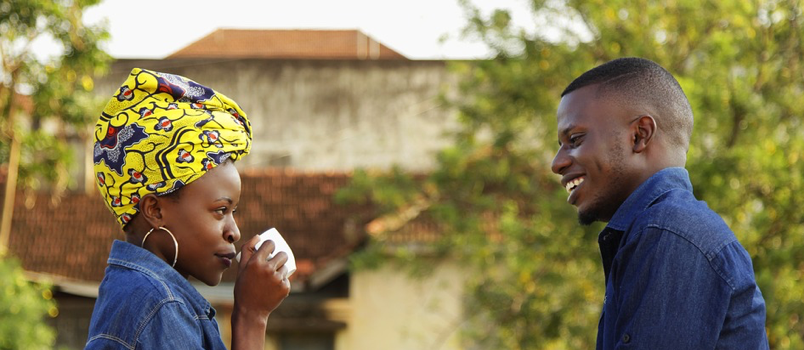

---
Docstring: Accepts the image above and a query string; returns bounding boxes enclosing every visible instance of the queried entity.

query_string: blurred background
[1,0,803,349]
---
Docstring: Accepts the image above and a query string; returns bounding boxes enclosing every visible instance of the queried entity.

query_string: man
[551,57,768,349]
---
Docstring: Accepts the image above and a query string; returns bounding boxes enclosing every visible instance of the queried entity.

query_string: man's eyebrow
[558,123,577,145]
[560,123,577,137]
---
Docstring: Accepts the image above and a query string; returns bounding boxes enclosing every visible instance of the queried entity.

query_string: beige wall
[94,59,459,175]
[90,59,467,349]
[347,261,466,350]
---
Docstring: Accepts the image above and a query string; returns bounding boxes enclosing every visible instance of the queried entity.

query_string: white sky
[78,0,535,60]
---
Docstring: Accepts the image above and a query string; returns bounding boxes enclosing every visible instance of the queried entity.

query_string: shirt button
[622,333,631,343]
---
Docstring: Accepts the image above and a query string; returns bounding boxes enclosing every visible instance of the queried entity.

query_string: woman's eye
[215,207,227,215]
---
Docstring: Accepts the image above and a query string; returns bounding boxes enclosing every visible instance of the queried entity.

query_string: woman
[86,68,290,349]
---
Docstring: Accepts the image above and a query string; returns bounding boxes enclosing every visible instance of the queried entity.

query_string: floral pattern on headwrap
[93,68,252,227]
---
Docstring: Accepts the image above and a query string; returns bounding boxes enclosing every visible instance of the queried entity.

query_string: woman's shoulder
[96,263,192,314]
[88,266,198,348]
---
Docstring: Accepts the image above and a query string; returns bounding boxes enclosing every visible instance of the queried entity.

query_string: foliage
[338,0,804,348]
[0,256,57,350]
[0,0,111,192]
[0,1,110,347]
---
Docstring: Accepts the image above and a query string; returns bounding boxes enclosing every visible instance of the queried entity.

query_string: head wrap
[93,68,252,227]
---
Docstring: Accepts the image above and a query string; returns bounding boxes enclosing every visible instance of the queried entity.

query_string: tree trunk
[0,71,19,256]
[0,132,20,255]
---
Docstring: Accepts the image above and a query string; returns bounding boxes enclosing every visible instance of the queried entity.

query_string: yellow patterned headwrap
[93,68,252,227]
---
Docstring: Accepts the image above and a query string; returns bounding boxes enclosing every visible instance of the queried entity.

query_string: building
[167,29,408,60]
[3,29,468,349]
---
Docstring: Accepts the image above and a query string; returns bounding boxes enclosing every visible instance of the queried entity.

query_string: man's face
[551,85,637,225]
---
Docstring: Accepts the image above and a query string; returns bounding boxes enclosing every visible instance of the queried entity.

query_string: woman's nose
[224,217,240,243]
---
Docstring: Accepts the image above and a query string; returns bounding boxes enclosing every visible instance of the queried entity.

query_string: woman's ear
[138,194,164,227]
[632,115,656,153]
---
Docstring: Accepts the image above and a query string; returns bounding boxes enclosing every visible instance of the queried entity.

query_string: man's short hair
[561,57,694,151]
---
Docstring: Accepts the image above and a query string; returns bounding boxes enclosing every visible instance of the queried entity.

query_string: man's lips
[562,175,585,193]
[562,175,585,205]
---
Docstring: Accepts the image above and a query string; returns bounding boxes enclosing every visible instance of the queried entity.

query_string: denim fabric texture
[86,240,228,349]
[595,167,769,350]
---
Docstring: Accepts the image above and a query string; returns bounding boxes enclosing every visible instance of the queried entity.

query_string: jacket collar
[107,240,214,316]
[605,167,693,232]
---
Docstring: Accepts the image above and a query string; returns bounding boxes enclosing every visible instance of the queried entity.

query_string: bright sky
[79,0,535,60]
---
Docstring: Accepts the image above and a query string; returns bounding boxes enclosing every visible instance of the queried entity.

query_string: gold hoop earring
[142,226,179,268]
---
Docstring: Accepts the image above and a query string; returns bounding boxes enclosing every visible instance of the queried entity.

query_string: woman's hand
[231,235,291,349]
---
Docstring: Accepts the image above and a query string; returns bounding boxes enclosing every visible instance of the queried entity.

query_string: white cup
[236,228,296,277]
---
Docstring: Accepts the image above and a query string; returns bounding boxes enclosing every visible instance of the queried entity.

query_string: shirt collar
[605,167,693,232]
[107,240,213,314]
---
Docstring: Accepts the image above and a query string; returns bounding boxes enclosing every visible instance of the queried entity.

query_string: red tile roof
[1,167,371,292]
[167,29,408,60]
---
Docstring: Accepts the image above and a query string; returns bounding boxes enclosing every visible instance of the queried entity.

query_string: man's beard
[576,142,626,226]
[576,180,627,226]
[578,210,598,226]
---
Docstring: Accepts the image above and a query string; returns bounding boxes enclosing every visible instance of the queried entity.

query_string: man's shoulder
[626,189,761,290]
[631,188,736,256]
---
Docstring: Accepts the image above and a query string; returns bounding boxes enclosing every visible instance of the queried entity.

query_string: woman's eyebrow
[215,196,234,204]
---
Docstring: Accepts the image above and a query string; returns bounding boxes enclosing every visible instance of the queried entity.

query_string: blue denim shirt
[596,168,768,349]
[86,240,228,349]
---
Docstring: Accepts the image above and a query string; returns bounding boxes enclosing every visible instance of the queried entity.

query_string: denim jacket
[86,240,228,349]
[596,168,768,349]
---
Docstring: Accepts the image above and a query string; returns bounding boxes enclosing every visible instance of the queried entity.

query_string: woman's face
[159,161,242,286]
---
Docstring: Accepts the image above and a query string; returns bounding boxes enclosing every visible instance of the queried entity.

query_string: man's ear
[138,194,164,227]
[632,115,656,153]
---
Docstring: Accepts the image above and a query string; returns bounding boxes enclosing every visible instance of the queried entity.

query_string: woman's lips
[217,252,235,268]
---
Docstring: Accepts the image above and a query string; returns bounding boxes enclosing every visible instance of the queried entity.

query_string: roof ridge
[166,28,408,60]
[5,170,372,292]
[239,168,353,177]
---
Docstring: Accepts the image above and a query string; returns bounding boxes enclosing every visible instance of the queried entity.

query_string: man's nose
[551,147,570,175]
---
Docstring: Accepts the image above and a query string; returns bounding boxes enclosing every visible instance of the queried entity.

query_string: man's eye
[569,134,584,147]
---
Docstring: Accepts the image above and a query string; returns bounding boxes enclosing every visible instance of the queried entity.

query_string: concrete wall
[347,261,466,350]
[206,265,467,350]
[91,59,468,349]
[95,59,460,173]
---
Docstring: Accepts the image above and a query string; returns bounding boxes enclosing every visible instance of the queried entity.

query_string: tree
[0,1,110,348]
[338,0,804,348]
[0,0,111,253]
[0,256,57,350]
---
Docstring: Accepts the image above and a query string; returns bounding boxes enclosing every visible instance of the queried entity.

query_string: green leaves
[0,0,111,193]
[0,256,57,350]
[0,1,110,345]
[340,0,804,348]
